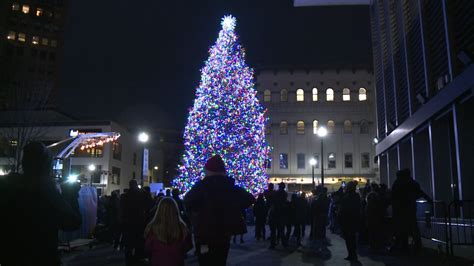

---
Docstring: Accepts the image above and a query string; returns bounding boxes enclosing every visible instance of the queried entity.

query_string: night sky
[57,0,372,130]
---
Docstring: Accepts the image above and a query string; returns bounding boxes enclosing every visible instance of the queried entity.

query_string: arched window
[326,88,334,101]
[312,120,319,134]
[297,120,305,134]
[359,88,367,101]
[360,120,369,134]
[263,89,271,102]
[344,120,352,134]
[312,88,318,101]
[280,121,288,135]
[327,120,335,133]
[343,88,351,101]
[280,89,288,102]
[296,89,304,102]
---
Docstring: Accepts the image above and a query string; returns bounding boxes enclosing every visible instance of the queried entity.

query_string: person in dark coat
[108,190,122,250]
[0,142,82,266]
[313,186,330,243]
[391,169,432,253]
[269,182,289,248]
[338,181,361,261]
[290,193,306,247]
[253,193,267,241]
[120,179,148,265]
[365,183,384,252]
[263,183,275,240]
[184,155,255,266]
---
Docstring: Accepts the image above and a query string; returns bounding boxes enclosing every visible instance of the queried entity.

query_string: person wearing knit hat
[185,154,255,266]
[204,155,226,175]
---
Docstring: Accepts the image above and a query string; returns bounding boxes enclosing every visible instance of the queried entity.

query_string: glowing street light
[138,132,149,143]
[67,175,78,183]
[88,164,96,171]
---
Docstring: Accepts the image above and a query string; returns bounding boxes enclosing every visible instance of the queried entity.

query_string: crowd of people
[0,144,433,266]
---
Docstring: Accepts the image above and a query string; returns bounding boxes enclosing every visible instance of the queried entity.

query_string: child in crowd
[144,197,192,266]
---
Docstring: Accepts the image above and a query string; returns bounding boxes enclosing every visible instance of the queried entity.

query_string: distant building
[0,116,143,196]
[296,0,474,202]
[256,67,377,192]
[0,0,68,108]
[149,128,183,187]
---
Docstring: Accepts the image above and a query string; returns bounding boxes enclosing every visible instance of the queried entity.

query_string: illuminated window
[343,88,351,101]
[327,120,335,133]
[51,40,57,47]
[263,89,271,102]
[18,33,26,42]
[280,121,288,135]
[344,120,352,134]
[12,3,20,11]
[326,88,334,101]
[297,121,305,134]
[360,120,369,134]
[32,36,39,45]
[359,88,367,101]
[42,38,48,46]
[280,89,288,102]
[312,88,318,101]
[7,31,16,40]
[36,8,43,16]
[345,153,353,168]
[313,120,319,134]
[22,5,30,14]
[296,89,304,102]
[328,153,336,168]
[279,153,288,169]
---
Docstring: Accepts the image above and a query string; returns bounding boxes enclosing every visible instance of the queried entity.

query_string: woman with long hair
[144,197,192,266]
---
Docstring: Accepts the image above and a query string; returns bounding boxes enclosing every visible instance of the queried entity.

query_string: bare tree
[0,60,53,173]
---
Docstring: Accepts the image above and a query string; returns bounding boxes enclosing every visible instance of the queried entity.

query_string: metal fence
[417,200,474,257]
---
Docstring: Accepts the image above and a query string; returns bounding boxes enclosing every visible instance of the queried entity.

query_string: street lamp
[309,158,317,188]
[316,127,327,187]
[88,164,96,171]
[138,132,149,186]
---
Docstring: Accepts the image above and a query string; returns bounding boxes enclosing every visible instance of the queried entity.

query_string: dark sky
[58,0,372,130]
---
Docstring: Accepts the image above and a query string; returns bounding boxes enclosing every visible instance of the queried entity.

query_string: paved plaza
[63,226,472,266]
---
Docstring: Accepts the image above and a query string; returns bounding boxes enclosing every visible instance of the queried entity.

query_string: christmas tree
[173,15,271,196]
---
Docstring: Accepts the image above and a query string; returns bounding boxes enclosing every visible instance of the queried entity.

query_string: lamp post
[309,158,317,188]
[138,132,149,186]
[316,127,327,187]
[88,164,96,185]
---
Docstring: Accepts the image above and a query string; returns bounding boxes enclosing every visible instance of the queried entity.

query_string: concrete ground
[63,226,473,266]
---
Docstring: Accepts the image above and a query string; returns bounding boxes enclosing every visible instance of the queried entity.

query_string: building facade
[256,68,377,192]
[0,0,68,108]
[0,119,143,195]
[295,0,474,202]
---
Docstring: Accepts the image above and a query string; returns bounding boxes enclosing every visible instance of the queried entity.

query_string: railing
[448,200,474,256]
[417,199,474,257]
[417,200,450,254]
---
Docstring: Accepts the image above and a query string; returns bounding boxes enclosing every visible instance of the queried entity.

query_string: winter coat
[253,198,268,221]
[338,192,361,233]
[145,232,193,266]
[0,173,81,266]
[184,175,255,244]
[267,189,288,224]
[120,188,148,238]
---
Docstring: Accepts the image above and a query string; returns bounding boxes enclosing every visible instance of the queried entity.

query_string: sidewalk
[63,226,473,266]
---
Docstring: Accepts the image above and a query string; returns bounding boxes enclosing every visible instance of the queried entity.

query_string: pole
[141,147,145,186]
[321,138,324,187]
[312,165,315,188]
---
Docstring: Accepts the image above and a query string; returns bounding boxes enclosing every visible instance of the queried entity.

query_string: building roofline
[254,64,373,73]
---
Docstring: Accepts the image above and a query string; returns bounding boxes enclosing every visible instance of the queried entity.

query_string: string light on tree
[173,15,271,196]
